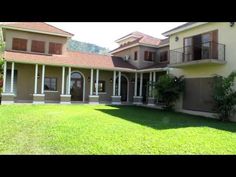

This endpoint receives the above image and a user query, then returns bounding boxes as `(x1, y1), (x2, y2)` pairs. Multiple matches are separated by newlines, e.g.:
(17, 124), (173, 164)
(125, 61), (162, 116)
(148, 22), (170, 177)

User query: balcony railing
(169, 41), (225, 65)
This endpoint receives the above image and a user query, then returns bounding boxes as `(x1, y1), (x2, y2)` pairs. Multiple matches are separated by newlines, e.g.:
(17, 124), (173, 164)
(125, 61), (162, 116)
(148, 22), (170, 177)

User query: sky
(47, 22), (186, 50)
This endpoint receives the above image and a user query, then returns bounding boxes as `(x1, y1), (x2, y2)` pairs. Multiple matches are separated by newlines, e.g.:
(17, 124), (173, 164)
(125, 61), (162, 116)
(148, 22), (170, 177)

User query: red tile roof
(4, 51), (136, 71)
(111, 31), (168, 53)
(1, 22), (73, 37)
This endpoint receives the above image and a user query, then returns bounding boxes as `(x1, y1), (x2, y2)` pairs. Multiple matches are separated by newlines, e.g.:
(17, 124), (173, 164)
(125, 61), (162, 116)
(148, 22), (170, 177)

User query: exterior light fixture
(110, 78), (113, 83)
(230, 22), (235, 27)
(175, 36), (179, 42)
(88, 76), (90, 82)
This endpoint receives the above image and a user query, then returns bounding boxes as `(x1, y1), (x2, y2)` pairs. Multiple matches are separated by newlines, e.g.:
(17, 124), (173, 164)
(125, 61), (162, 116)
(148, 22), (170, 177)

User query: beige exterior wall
(113, 45), (169, 69)
(113, 46), (140, 68)
(169, 22), (236, 78)
(12, 63), (136, 103)
(168, 22), (236, 121)
(4, 29), (68, 55)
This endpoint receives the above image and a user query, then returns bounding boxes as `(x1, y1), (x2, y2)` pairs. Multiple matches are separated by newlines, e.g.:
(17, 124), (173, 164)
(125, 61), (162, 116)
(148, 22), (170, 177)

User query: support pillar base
(111, 96), (121, 105)
(89, 95), (99, 104)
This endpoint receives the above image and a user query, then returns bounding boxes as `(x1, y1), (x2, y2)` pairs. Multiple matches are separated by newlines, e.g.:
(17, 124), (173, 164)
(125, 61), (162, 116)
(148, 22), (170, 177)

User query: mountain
(67, 39), (110, 55)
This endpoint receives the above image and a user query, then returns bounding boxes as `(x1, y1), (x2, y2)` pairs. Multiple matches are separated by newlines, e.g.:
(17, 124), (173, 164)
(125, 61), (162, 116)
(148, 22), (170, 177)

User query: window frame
(160, 51), (168, 62)
(12, 38), (27, 51)
(134, 51), (138, 61)
(144, 51), (155, 62)
(44, 77), (57, 91)
(93, 80), (106, 93)
(31, 40), (45, 53)
(49, 42), (62, 55)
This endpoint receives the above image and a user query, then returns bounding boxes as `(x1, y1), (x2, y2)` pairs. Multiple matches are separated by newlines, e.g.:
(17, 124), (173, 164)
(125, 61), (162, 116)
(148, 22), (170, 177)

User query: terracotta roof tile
(4, 50), (136, 71)
(1, 22), (73, 37)
(111, 31), (168, 53)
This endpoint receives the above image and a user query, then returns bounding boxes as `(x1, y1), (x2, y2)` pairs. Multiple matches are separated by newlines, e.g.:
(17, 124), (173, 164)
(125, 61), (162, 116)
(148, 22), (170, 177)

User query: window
(144, 51), (155, 61)
(134, 51), (138, 61)
(31, 40), (45, 53)
(160, 51), (168, 62)
(12, 38), (27, 51)
(94, 81), (106, 92)
(44, 77), (57, 91)
(49, 42), (62, 55)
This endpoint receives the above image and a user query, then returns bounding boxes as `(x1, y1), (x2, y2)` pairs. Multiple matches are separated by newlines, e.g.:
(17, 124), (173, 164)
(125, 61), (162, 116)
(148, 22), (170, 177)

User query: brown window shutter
(31, 40), (45, 53)
(49, 42), (62, 55)
(211, 30), (218, 59)
(12, 38), (27, 51)
(144, 51), (148, 60)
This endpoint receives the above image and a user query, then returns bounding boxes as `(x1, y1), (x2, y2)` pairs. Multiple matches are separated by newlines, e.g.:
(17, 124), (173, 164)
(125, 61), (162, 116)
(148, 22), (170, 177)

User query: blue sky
(47, 22), (186, 50)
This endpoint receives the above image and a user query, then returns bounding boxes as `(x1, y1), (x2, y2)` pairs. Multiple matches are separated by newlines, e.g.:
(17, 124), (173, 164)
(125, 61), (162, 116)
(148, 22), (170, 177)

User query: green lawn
(0, 104), (236, 154)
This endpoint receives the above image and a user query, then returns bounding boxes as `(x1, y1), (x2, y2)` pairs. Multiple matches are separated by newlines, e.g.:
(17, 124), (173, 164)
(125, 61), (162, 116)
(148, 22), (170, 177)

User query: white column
(3, 61), (7, 93)
(96, 69), (99, 96)
(149, 72), (152, 97)
(41, 65), (45, 94)
(153, 72), (156, 82)
(134, 72), (138, 97)
(61, 66), (65, 95)
(90, 69), (94, 95)
(152, 72), (156, 98)
(139, 73), (143, 97)
(118, 71), (121, 96)
(113, 71), (116, 96)
(10, 62), (15, 93)
(67, 67), (71, 95)
(34, 64), (38, 94)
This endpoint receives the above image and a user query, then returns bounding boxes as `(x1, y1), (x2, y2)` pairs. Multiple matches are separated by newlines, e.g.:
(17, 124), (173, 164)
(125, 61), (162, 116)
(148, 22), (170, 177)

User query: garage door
(183, 77), (215, 112)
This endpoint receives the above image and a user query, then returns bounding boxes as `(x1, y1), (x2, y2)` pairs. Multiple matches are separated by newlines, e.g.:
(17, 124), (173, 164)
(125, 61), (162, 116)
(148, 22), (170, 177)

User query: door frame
(116, 74), (129, 102)
(66, 70), (86, 102)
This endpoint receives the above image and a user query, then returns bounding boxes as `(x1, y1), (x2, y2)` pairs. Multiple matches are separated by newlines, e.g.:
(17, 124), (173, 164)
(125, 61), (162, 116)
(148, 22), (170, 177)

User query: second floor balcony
(168, 41), (226, 68)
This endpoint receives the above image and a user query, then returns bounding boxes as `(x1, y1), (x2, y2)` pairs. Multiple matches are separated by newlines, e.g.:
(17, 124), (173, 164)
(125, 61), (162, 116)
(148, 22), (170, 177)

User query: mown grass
(0, 104), (236, 154)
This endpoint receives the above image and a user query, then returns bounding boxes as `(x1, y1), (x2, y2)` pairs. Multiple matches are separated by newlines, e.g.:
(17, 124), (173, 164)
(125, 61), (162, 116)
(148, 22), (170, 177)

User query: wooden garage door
(183, 77), (215, 112)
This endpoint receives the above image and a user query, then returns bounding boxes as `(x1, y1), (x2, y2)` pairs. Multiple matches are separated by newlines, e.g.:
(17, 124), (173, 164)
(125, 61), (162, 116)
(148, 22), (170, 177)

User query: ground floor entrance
(70, 72), (84, 101)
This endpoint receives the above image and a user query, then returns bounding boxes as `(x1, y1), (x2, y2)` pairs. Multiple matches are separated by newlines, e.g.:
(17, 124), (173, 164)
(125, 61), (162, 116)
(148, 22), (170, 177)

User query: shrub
(152, 74), (185, 111)
(213, 72), (236, 121)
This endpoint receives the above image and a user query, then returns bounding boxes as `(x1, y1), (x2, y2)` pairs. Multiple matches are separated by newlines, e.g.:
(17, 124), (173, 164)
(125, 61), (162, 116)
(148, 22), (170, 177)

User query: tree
(213, 72), (236, 121)
(152, 74), (185, 111)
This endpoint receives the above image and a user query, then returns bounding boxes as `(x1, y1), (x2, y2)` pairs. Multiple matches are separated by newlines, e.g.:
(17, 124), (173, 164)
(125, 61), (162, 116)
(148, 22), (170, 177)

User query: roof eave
(0, 25), (74, 38)
(162, 22), (208, 36)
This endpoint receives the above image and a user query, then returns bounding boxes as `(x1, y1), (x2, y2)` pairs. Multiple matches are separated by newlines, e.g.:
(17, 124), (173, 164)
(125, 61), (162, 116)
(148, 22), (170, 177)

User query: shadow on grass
(95, 105), (236, 133)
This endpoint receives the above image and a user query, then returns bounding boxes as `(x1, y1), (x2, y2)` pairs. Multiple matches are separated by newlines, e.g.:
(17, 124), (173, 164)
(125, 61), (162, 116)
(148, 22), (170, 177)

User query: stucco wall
(4, 29), (68, 55)
(12, 63), (136, 103)
(168, 22), (236, 121)
(169, 22), (236, 78)
(113, 45), (168, 69)
(113, 46), (140, 68)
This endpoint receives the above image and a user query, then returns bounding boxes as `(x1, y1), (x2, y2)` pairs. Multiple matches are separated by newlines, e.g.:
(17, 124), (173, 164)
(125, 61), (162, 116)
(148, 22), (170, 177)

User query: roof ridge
(44, 22), (74, 36)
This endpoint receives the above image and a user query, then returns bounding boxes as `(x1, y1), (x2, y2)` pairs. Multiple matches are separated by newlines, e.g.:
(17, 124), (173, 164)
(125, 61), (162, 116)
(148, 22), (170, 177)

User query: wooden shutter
(31, 40), (45, 53)
(134, 51), (137, 60)
(49, 42), (62, 55)
(211, 30), (218, 59)
(12, 38), (27, 51)
(144, 51), (148, 60)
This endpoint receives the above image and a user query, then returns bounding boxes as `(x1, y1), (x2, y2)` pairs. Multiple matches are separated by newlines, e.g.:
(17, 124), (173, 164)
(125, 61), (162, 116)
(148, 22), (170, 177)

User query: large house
(0, 22), (236, 121)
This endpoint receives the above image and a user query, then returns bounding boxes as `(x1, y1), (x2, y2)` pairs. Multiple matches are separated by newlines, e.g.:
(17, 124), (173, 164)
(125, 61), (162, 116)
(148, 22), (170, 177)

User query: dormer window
(31, 40), (45, 53)
(49, 42), (62, 55)
(12, 38), (27, 51)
